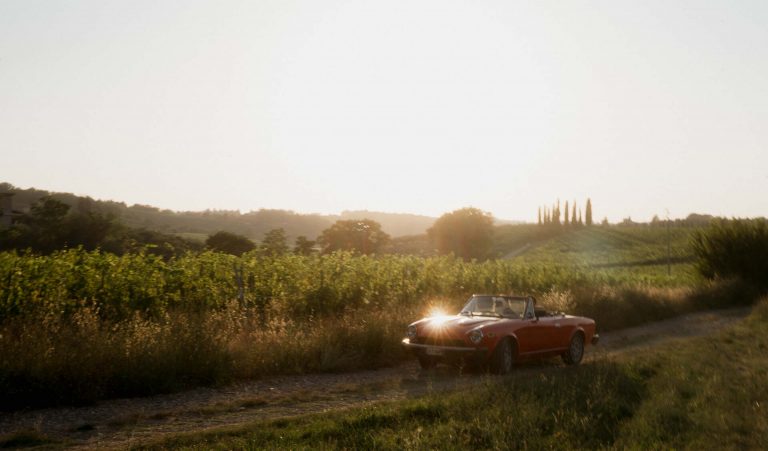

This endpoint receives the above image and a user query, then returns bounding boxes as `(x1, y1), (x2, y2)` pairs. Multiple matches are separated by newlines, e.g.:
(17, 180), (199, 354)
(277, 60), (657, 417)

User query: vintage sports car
(402, 294), (599, 374)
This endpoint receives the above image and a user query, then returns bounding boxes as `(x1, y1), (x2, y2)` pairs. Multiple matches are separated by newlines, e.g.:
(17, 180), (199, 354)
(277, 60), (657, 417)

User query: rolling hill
(0, 182), (437, 241)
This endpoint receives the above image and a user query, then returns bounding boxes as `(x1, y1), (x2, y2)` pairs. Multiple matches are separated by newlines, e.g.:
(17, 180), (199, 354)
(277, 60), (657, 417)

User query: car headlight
(468, 329), (483, 344)
(407, 325), (417, 340)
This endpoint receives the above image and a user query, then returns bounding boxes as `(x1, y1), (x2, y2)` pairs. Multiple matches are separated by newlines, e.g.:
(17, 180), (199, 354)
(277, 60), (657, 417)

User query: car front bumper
(401, 338), (488, 363)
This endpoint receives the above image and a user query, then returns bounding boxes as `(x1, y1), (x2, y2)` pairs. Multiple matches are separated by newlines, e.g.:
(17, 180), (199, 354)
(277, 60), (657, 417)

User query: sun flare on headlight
(427, 307), (452, 326)
(428, 307), (448, 318)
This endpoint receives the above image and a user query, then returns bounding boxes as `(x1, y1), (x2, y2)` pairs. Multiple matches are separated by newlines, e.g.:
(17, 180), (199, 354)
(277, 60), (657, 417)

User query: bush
(692, 218), (768, 287)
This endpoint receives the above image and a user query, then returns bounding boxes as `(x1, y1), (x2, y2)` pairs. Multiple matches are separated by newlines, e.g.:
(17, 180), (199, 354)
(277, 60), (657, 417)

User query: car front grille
(414, 336), (466, 347)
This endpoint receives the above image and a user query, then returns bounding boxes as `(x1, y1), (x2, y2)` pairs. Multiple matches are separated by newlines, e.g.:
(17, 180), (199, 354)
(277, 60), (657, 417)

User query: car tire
(490, 338), (514, 375)
(562, 333), (584, 365)
(417, 355), (437, 370)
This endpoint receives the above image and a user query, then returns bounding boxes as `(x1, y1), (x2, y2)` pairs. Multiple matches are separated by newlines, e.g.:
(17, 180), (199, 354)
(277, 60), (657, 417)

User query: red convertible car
(402, 294), (599, 374)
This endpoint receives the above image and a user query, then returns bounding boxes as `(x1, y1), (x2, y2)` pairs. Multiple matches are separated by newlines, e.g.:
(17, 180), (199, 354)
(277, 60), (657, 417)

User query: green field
(498, 225), (702, 285)
(129, 297), (768, 450)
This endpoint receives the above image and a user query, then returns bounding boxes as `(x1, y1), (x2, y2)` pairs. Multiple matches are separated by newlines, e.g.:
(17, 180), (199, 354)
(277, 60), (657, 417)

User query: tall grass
(538, 278), (758, 331)
(0, 305), (412, 410)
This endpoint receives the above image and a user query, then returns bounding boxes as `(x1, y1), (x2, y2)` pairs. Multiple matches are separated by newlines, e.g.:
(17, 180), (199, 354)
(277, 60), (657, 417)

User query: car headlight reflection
(407, 325), (418, 340)
(468, 329), (483, 344)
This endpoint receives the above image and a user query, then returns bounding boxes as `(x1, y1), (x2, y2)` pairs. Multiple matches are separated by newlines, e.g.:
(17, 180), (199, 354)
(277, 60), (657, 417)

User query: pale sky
(1, 0), (766, 222)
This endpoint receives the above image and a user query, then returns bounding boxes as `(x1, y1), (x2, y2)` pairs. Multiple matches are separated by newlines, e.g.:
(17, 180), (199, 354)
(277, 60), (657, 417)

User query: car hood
(414, 315), (504, 334)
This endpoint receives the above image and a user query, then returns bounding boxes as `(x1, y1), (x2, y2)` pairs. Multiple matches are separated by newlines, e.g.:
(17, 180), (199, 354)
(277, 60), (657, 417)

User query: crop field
(0, 227), (699, 320)
(0, 224), (760, 411)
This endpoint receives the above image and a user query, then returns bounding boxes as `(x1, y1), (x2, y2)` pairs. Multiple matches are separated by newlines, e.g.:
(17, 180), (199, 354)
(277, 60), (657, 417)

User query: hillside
(0, 183), (437, 241)
(500, 225), (704, 284)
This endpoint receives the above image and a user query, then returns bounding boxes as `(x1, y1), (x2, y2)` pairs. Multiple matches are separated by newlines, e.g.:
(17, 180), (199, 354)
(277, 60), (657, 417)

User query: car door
(537, 315), (569, 351)
(515, 299), (554, 355)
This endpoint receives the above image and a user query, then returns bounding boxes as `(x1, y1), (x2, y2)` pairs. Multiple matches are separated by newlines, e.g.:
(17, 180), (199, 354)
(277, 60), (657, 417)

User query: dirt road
(0, 307), (750, 449)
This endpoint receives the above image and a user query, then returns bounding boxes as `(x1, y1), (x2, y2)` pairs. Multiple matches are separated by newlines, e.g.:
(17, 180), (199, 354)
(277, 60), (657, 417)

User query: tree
(13, 196), (72, 253)
(427, 207), (494, 261)
(114, 227), (203, 258)
(65, 210), (117, 251)
(537, 207), (542, 226)
(293, 235), (316, 255)
(571, 200), (577, 225)
(585, 198), (593, 226)
(260, 228), (289, 256)
(206, 231), (255, 256)
(317, 219), (390, 255)
(564, 201), (570, 226)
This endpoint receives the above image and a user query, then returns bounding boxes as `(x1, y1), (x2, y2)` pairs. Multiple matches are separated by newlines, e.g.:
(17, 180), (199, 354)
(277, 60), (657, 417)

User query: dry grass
(538, 278), (759, 332)
(0, 304), (413, 411)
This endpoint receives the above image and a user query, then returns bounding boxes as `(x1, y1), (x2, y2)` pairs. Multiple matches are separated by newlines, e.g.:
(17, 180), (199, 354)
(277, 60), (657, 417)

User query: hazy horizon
(2, 1), (767, 222)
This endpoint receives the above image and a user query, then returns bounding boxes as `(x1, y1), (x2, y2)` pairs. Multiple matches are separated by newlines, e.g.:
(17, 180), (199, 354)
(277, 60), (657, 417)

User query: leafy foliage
(428, 207), (494, 260)
(259, 228), (289, 257)
(0, 245), (706, 321)
(0, 195), (202, 256)
(317, 219), (390, 255)
(293, 235), (316, 255)
(692, 218), (768, 287)
(0, 196), (116, 253)
(205, 231), (255, 256)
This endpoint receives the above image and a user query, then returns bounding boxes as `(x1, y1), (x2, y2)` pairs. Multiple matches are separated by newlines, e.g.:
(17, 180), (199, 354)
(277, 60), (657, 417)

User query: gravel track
(0, 307), (750, 449)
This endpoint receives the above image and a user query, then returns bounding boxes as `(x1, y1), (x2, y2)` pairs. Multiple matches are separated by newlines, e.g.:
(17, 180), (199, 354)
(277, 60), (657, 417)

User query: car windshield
(459, 296), (526, 318)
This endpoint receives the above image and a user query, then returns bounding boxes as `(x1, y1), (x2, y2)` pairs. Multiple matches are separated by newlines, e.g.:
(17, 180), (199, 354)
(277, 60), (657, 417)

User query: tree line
(0, 196), (496, 261)
(0, 196), (202, 257)
(538, 198), (593, 227)
(207, 207), (495, 261)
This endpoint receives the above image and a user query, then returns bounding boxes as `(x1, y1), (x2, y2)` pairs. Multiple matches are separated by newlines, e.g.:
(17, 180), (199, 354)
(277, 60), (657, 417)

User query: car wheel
(418, 355), (437, 370)
(490, 338), (514, 375)
(562, 333), (584, 365)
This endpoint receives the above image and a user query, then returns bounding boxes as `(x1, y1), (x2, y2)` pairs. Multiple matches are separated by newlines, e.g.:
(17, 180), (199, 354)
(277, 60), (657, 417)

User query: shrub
(692, 218), (768, 287)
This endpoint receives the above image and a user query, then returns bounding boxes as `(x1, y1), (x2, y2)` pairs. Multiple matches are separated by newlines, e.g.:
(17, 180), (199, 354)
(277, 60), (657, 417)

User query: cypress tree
(585, 198), (593, 226)
(537, 207), (542, 225)
(578, 209), (583, 225)
(571, 200), (577, 225)
(564, 201), (570, 226)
